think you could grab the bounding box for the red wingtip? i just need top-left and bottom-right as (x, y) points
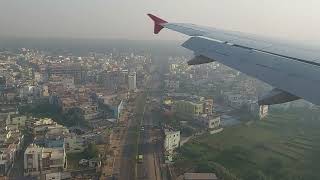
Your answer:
(147, 14), (168, 34)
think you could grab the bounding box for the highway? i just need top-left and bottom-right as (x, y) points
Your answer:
(117, 69), (163, 180)
(117, 111), (137, 180)
(137, 107), (162, 180)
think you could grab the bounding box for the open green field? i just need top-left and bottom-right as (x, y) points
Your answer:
(175, 108), (320, 180)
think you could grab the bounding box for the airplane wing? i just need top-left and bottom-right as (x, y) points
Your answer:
(147, 14), (320, 106)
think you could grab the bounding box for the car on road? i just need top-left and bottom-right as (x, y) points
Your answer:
(137, 154), (143, 163)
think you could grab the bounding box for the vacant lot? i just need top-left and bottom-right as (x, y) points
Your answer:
(175, 108), (320, 180)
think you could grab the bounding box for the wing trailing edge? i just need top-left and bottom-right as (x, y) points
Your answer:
(258, 88), (300, 105)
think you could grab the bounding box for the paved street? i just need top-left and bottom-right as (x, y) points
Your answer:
(103, 71), (163, 180)
(117, 116), (136, 180)
(137, 108), (162, 180)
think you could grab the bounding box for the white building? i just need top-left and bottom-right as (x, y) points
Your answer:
(259, 105), (269, 119)
(24, 144), (67, 177)
(128, 71), (137, 91)
(164, 129), (180, 154)
(24, 144), (42, 176)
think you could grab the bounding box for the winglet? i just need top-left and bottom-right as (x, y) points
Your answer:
(147, 14), (168, 34)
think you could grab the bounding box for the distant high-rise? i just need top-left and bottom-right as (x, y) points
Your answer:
(47, 64), (87, 84)
(128, 72), (137, 91)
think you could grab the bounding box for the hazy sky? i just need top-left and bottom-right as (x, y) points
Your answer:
(0, 0), (319, 41)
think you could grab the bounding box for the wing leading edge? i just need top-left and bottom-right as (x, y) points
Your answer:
(147, 14), (320, 105)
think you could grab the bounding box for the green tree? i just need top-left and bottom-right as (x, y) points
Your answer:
(84, 143), (99, 159)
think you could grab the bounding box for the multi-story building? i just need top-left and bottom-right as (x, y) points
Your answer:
(197, 115), (221, 129)
(99, 70), (127, 91)
(49, 75), (75, 90)
(79, 104), (100, 121)
(60, 98), (77, 112)
(128, 71), (137, 91)
(6, 113), (27, 129)
(31, 118), (69, 148)
(203, 99), (214, 115)
(24, 144), (42, 176)
(164, 80), (180, 90)
(174, 100), (203, 118)
(222, 92), (246, 108)
(0, 144), (17, 176)
(47, 64), (87, 84)
(164, 129), (180, 154)
(259, 105), (269, 119)
(24, 144), (67, 177)
(64, 133), (86, 153)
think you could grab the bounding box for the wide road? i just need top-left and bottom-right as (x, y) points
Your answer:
(117, 93), (147, 180)
(137, 108), (162, 180)
(117, 116), (136, 180)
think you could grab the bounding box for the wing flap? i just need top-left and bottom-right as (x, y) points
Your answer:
(182, 37), (320, 105)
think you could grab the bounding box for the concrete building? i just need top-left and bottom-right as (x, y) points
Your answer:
(6, 113), (27, 129)
(164, 129), (180, 154)
(259, 105), (269, 119)
(32, 118), (69, 148)
(99, 70), (127, 91)
(24, 144), (67, 177)
(0, 144), (17, 176)
(41, 85), (49, 97)
(44, 125), (69, 148)
(197, 115), (221, 129)
(34, 72), (43, 83)
(128, 71), (137, 91)
(222, 92), (246, 108)
(65, 133), (86, 153)
(60, 98), (77, 112)
(174, 100), (203, 118)
(49, 75), (75, 90)
(203, 99), (214, 115)
(47, 64), (86, 84)
(164, 80), (180, 90)
(79, 104), (100, 121)
(24, 144), (43, 176)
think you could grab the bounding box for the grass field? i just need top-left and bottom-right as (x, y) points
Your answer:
(175, 108), (320, 180)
